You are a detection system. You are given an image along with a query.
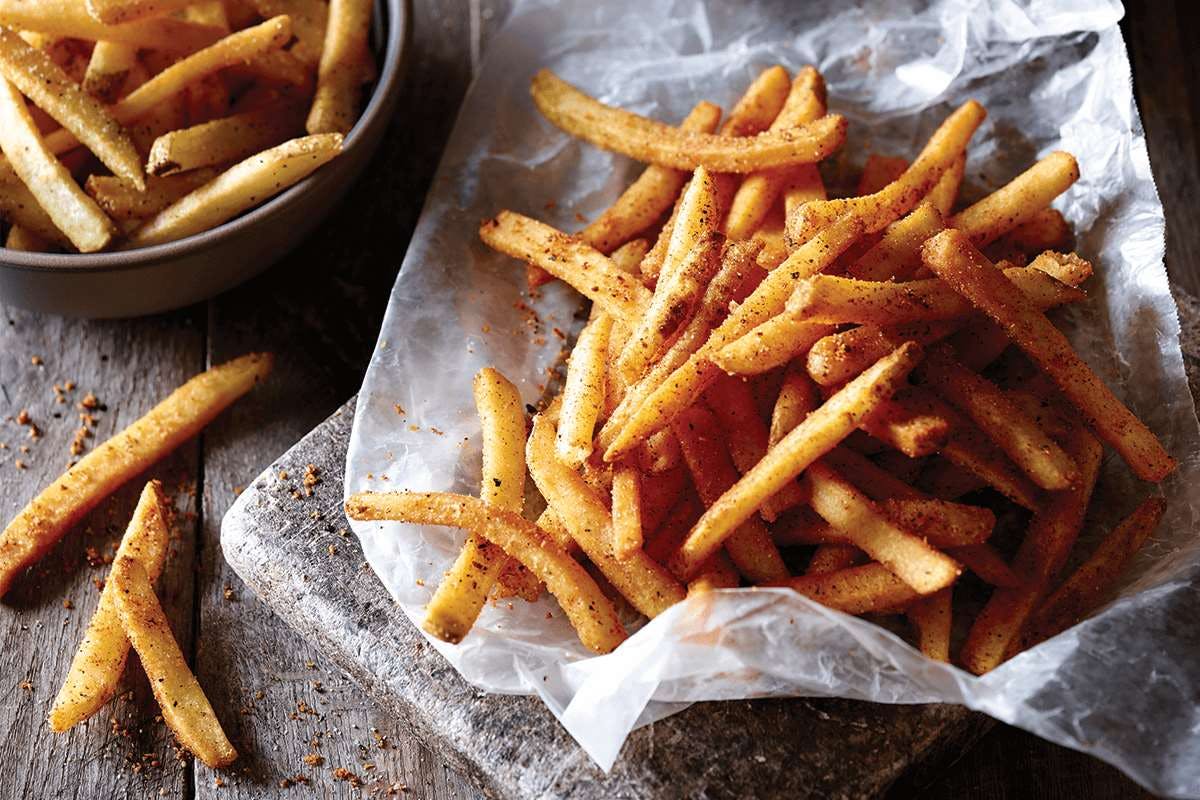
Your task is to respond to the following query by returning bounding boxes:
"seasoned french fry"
[949,543,1022,588]
[82,41,137,102]
[306,0,373,134]
[148,102,303,176]
[859,389,952,459]
[788,100,986,242]
[644,491,702,564]
[531,70,847,173]
[926,153,964,216]
[951,152,1079,247]
[0,169,68,245]
[959,428,1102,674]
[769,364,820,446]
[804,461,960,594]
[85,170,218,221]
[688,552,740,593]
[481,211,651,327]
[907,588,952,661]
[0,353,271,597]
[671,406,789,583]
[422,369,526,644]
[720,65,792,136]
[782,562,920,615]
[248,0,328,65]
[637,428,682,474]
[611,463,644,559]
[918,456,988,500]
[554,313,611,467]
[86,0,199,24]
[4,223,50,251]
[111,557,237,767]
[1026,496,1165,644]
[806,544,864,575]
[347,492,626,654]
[856,154,909,196]
[987,208,1073,262]
[845,202,943,281]
[922,229,1175,482]
[48,482,170,732]
[709,313,834,377]
[638,462,687,533]
[126,134,342,247]
[806,321,959,388]
[0,0,221,51]
[672,343,922,579]
[527,415,685,617]
[0,76,115,252]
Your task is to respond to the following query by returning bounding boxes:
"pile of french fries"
[0,0,375,254]
[348,64,1174,674]
[0,353,272,765]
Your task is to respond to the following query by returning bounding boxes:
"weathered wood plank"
[0,308,204,800]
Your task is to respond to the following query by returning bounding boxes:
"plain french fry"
[922,229,1175,482]
[788,100,986,242]
[611,464,644,559]
[845,201,943,281]
[0,353,271,597]
[907,588,952,661]
[804,461,960,594]
[806,544,864,575]
[724,66,827,240]
[769,364,820,446]
[248,0,328,64]
[671,406,789,583]
[949,543,1022,588]
[1026,496,1165,645]
[951,151,1079,247]
[422,369,526,644]
[126,134,342,247]
[959,427,1102,674]
[111,557,237,767]
[306,0,372,134]
[48,481,170,733]
[0,77,115,252]
[480,211,651,327]
[147,102,304,176]
[531,70,847,173]
[782,562,920,615]
[556,313,612,467]
[348,491,626,654]
[672,343,922,578]
[926,153,964,216]
[527,415,685,617]
[85,170,218,221]
[0,0,221,51]
[82,41,137,102]
[856,154,909,196]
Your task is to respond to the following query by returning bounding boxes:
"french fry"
[4,223,50,251]
[85,170,219,222]
[48,481,170,732]
[85,0,199,24]
[480,211,651,327]
[147,102,304,176]
[806,544,864,575]
[987,208,1073,262]
[859,389,952,459]
[638,462,687,533]
[949,543,1022,588]
[806,321,959,388]
[918,456,988,499]
[959,427,1102,674]
[126,134,342,247]
[527,415,685,617]
[422,368,526,644]
[350,491,629,655]
[0,353,271,597]
[688,552,740,593]
[644,491,702,563]
[926,153,964,216]
[724,66,827,240]
[1025,496,1165,644]
[845,202,943,281]
[803,461,960,594]
[856,154,909,196]
[672,343,922,579]
[720,65,792,137]
[531,70,847,173]
[0,76,115,252]
[82,41,137,102]
[709,313,834,377]
[555,313,612,467]
[248,0,328,65]
[787,100,986,242]
[0,0,222,52]
[306,0,373,134]
[879,498,994,547]
[769,364,820,446]
[637,428,682,474]
[782,562,920,615]
[951,152,1079,247]
[922,229,1175,482]
[611,464,644,559]
[907,588,952,661]
[0,169,68,245]
[110,557,237,767]
[751,205,790,269]
[671,406,789,583]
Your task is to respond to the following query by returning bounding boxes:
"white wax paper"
[344,1,1200,794]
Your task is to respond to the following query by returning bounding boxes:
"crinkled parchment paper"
[345,1,1200,794]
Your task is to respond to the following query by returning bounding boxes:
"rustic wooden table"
[1,2,1191,798]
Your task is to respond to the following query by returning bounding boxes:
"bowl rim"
[0,0,409,275]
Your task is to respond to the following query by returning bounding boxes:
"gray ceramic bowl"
[0,0,409,318]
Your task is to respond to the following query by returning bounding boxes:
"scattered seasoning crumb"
[19,444,29,453]
[407,424,420,432]
[302,464,320,496]
[213,777,225,788]
[16,409,30,425]
[278,470,289,480]
[79,392,100,410]
[332,768,362,788]
[233,486,244,497]
[302,753,324,766]
[62,598,73,610]
[30,355,42,366]
[305,660,316,669]
[414,578,425,587]
[429,427,445,436]
[394,403,405,416]
[64,380,75,391]
[19,680,32,691]
[327,544,337,556]
[70,427,89,456]
[223,585,235,601]
[14,460,26,470]
[481,324,491,333]
[254,689,265,700]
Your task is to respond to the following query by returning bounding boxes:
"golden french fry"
[922,229,1175,482]
[806,321,959,388]
[611,463,644,559]
[1026,496,1165,645]
[0,169,68,245]
[422,369,526,644]
[126,134,341,247]
[637,462,687,534]
[527,415,685,617]
[85,0,199,24]
[918,456,987,500]
[709,313,833,377]
[352,492,627,653]
[82,41,137,102]
[672,342,922,579]
[951,152,1079,247]
[805,544,864,576]
[688,552,740,593]
[781,562,920,615]
[720,65,792,136]
[247,0,328,64]
[859,389,952,459]
[0,0,221,51]
[85,169,217,222]
[0,77,115,252]
[4,223,50,251]
[845,201,943,281]
[555,314,612,467]
[147,102,303,176]
[949,543,1022,588]
[48,481,170,732]
[907,588,952,661]
[306,0,372,134]
[637,428,682,474]
[644,492,702,563]
[959,427,1102,674]
[531,69,847,173]
[987,208,1073,262]
[480,211,651,327]
[671,406,789,583]
[926,153,964,216]
[856,154,909,196]
[788,100,986,242]
[769,364,820,446]
[111,557,237,767]
[0,353,271,597]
